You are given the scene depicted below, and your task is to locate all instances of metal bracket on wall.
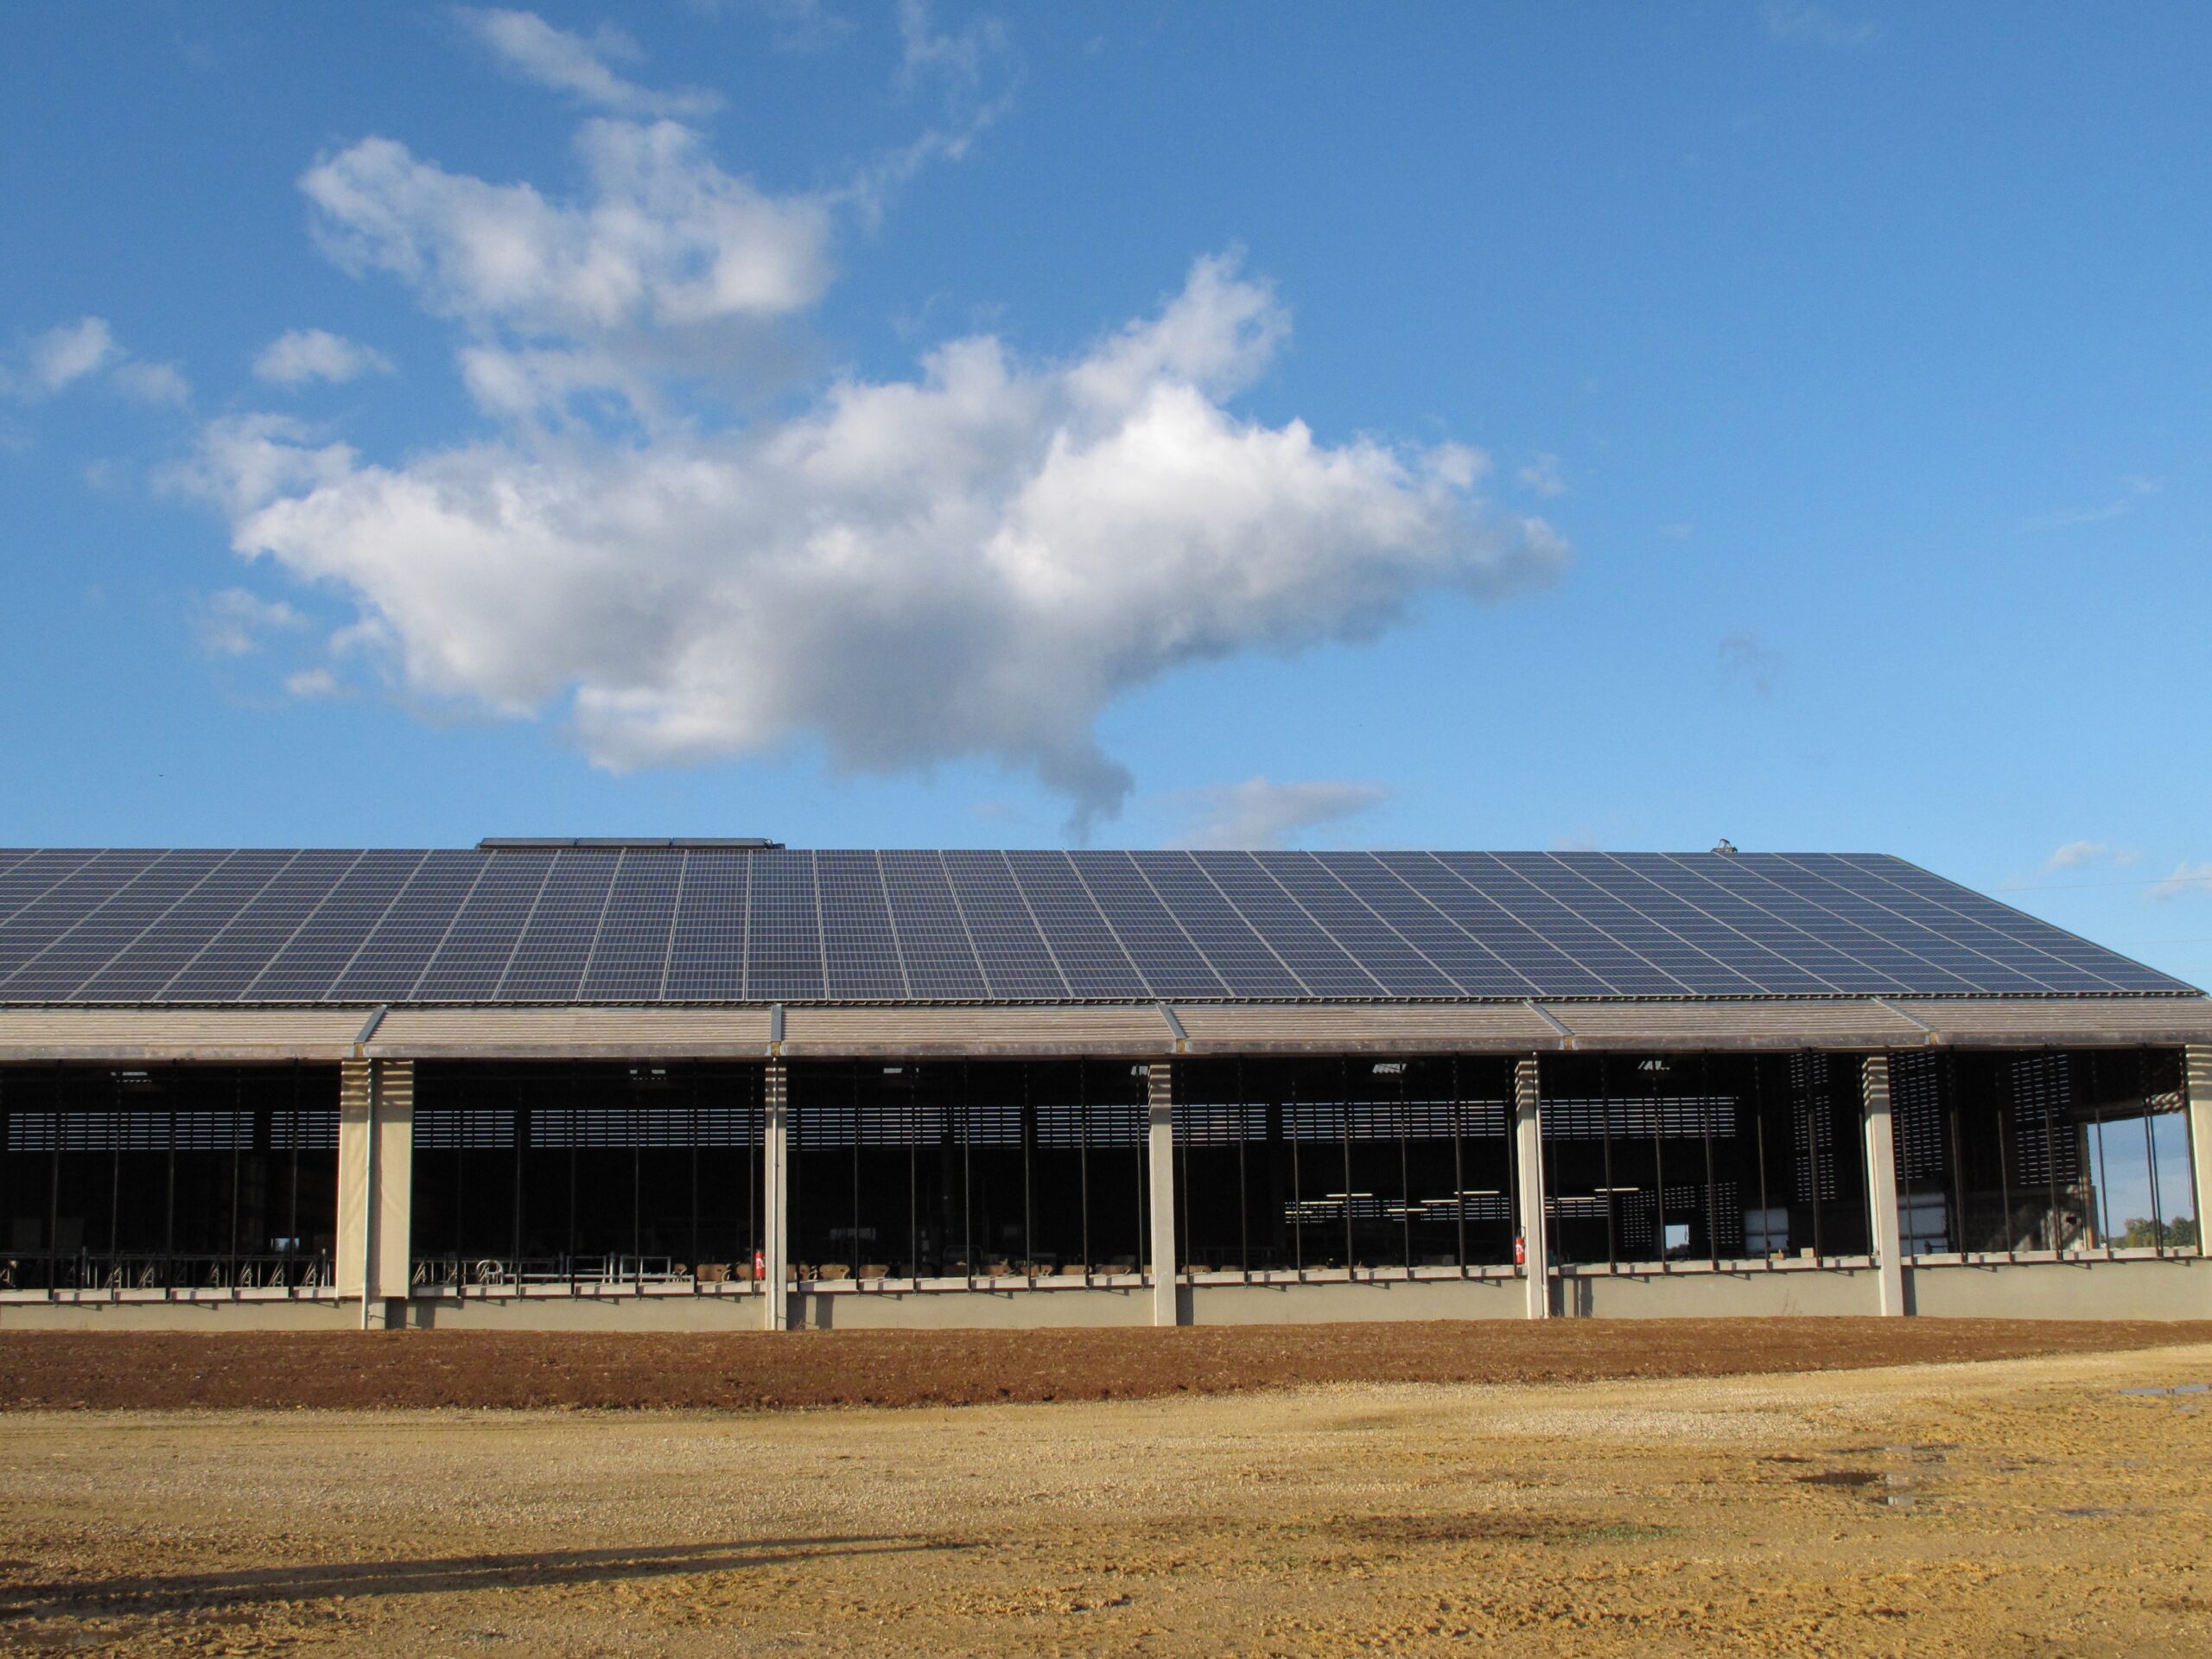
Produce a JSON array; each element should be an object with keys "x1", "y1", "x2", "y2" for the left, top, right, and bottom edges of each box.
[
  {"x1": 1523, "y1": 1001, "x2": 1576, "y2": 1044},
  {"x1": 1156, "y1": 1002, "x2": 1188, "y2": 1052},
  {"x1": 1871, "y1": 996, "x2": 1937, "y2": 1043}
]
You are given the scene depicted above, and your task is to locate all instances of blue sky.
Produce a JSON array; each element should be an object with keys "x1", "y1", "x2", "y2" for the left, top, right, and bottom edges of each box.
[{"x1": 2, "y1": 2, "x2": 2209, "y2": 987}]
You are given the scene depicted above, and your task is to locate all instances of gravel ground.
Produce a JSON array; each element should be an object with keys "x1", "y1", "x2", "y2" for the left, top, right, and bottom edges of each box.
[
  {"x1": 0, "y1": 1329, "x2": 2209, "y2": 1655},
  {"x1": 5, "y1": 1318, "x2": 2212, "y2": 1410}
]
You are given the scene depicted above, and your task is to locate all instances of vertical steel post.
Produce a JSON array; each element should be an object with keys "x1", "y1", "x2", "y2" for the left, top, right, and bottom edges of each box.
[
  {"x1": 1862, "y1": 1053, "x2": 1905, "y2": 1317},
  {"x1": 1147, "y1": 1059, "x2": 1179, "y2": 1326},
  {"x1": 762, "y1": 1058, "x2": 789, "y2": 1331},
  {"x1": 2187, "y1": 1046, "x2": 2212, "y2": 1260},
  {"x1": 1514, "y1": 1056, "x2": 1548, "y2": 1319}
]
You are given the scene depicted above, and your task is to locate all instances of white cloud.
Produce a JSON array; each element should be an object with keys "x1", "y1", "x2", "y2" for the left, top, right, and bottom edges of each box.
[
  {"x1": 2152, "y1": 862, "x2": 2212, "y2": 902},
  {"x1": 2044, "y1": 840, "x2": 2109, "y2": 872},
  {"x1": 255, "y1": 328, "x2": 394, "y2": 386},
  {"x1": 195, "y1": 588, "x2": 307, "y2": 657},
  {"x1": 28, "y1": 317, "x2": 121, "y2": 392},
  {"x1": 846, "y1": 0, "x2": 1016, "y2": 217},
  {"x1": 703, "y1": 0, "x2": 855, "y2": 53},
  {"x1": 1764, "y1": 3, "x2": 1880, "y2": 48},
  {"x1": 1172, "y1": 777, "x2": 1388, "y2": 850},
  {"x1": 181, "y1": 19, "x2": 1565, "y2": 830},
  {"x1": 2040, "y1": 840, "x2": 2140, "y2": 874},
  {"x1": 458, "y1": 9, "x2": 721, "y2": 118},
  {"x1": 9, "y1": 318, "x2": 189, "y2": 409},
  {"x1": 2026, "y1": 474, "x2": 2159, "y2": 531},
  {"x1": 111, "y1": 360, "x2": 193, "y2": 407},
  {"x1": 1516, "y1": 453, "x2": 1565, "y2": 497},
  {"x1": 191, "y1": 254, "x2": 1565, "y2": 828},
  {"x1": 284, "y1": 667, "x2": 343, "y2": 698},
  {"x1": 301, "y1": 118, "x2": 831, "y2": 421}
]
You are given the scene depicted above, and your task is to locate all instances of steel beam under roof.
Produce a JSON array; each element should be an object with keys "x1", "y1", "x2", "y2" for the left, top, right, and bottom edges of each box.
[{"x1": 6, "y1": 996, "x2": 2212, "y2": 1064}]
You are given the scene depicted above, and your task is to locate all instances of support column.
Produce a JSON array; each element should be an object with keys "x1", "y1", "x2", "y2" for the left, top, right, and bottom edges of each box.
[
  {"x1": 2187, "y1": 1046, "x2": 2212, "y2": 1260},
  {"x1": 1514, "y1": 1056, "x2": 1548, "y2": 1319},
  {"x1": 337, "y1": 1058, "x2": 413, "y2": 1329},
  {"x1": 1147, "y1": 1059, "x2": 1179, "y2": 1326},
  {"x1": 1862, "y1": 1053, "x2": 1905, "y2": 1317},
  {"x1": 762, "y1": 1058, "x2": 789, "y2": 1331}
]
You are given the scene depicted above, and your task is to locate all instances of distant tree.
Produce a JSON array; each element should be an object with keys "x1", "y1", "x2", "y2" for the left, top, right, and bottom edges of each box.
[{"x1": 2121, "y1": 1216, "x2": 2199, "y2": 1249}]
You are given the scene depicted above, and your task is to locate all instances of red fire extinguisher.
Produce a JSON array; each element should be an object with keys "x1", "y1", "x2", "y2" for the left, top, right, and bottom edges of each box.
[
  {"x1": 1513, "y1": 1234, "x2": 1526, "y2": 1267},
  {"x1": 753, "y1": 1248, "x2": 766, "y2": 1281}
]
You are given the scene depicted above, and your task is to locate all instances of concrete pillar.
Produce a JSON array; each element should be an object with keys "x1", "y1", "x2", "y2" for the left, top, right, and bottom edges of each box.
[
  {"x1": 2187, "y1": 1046, "x2": 2212, "y2": 1260},
  {"x1": 762, "y1": 1058, "x2": 789, "y2": 1331},
  {"x1": 1147, "y1": 1060, "x2": 1179, "y2": 1326},
  {"x1": 337, "y1": 1058, "x2": 412, "y2": 1329},
  {"x1": 1513, "y1": 1056, "x2": 1548, "y2": 1319},
  {"x1": 1862, "y1": 1053, "x2": 1905, "y2": 1316}
]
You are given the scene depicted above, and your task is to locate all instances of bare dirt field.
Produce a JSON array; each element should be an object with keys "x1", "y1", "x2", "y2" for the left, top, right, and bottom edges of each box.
[
  {"x1": 6, "y1": 1318, "x2": 2212, "y2": 1410},
  {"x1": 1, "y1": 1325, "x2": 2209, "y2": 1656}
]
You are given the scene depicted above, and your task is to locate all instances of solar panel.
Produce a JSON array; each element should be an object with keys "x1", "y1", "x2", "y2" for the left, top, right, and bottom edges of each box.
[
  {"x1": 74, "y1": 849, "x2": 298, "y2": 1001},
  {"x1": 665, "y1": 848, "x2": 749, "y2": 1001},
  {"x1": 1122, "y1": 852, "x2": 1305, "y2": 998},
  {"x1": 940, "y1": 849, "x2": 1067, "y2": 999},
  {"x1": 1, "y1": 851, "x2": 229, "y2": 1001},
  {"x1": 1004, "y1": 850, "x2": 1147, "y2": 1000},
  {"x1": 0, "y1": 846, "x2": 2191, "y2": 1004},
  {"x1": 746, "y1": 848, "x2": 825, "y2": 1001},
  {"x1": 1065, "y1": 852, "x2": 1230, "y2": 1000},
  {"x1": 577, "y1": 850, "x2": 681, "y2": 1001},
  {"x1": 817, "y1": 849, "x2": 906, "y2": 1000},
  {"x1": 413, "y1": 849, "x2": 553, "y2": 1001},
  {"x1": 876, "y1": 849, "x2": 985, "y2": 998},
  {"x1": 161, "y1": 849, "x2": 367, "y2": 1002},
  {"x1": 246, "y1": 849, "x2": 428, "y2": 1001}
]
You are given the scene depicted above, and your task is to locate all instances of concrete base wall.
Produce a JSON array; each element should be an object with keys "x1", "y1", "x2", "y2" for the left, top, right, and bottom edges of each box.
[
  {"x1": 803, "y1": 1285, "x2": 1152, "y2": 1330},
  {"x1": 1904, "y1": 1255, "x2": 2208, "y2": 1320},
  {"x1": 407, "y1": 1294, "x2": 766, "y2": 1332},
  {"x1": 0, "y1": 1299, "x2": 365, "y2": 1332},
  {"x1": 5, "y1": 1255, "x2": 2206, "y2": 1328},
  {"x1": 1187, "y1": 1276, "x2": 1525, "y2": 1325},
  {"x1": 1563, "y1": 1267, "x2": 1874, "y2": 1318}
]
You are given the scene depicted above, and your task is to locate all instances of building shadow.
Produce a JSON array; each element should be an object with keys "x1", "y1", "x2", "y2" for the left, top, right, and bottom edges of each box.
[{"x1": 0, "y1": 1535, "x2": 957, "y2": 1619}]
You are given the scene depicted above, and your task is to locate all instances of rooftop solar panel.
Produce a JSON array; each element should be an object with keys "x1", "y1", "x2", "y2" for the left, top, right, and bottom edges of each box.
[{"x1": 0, "y1": 846, "x2": 2190, "y2": 1005}]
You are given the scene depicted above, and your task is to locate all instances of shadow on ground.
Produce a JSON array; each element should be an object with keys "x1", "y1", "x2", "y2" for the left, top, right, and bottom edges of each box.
[{"x1": 0, "y1": 1535, "x2": 959, "y2": 1618}]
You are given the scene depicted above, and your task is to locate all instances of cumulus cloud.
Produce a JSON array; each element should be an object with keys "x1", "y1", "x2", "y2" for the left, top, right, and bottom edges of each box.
[
  {"x1": 300, "y1": 117, "x2": 831, "y2": 425},
  {"x1": 7, "y1": 317, "x2": 190, "y2": 408},
  {"x1": 1172, "y1": 777, "x2": 1388, "y2": 849},
  {"x1": 28, "y1": 317, "x2": 121, "y2": 391},
  {"x1": 255, "y1": 328, "x2": 394, "y2": 386},
  {"x1": 195, "y1": 588, "x2": 308, "y2": 657},
  {"x1": 111, "y1": 360, "x2": 193, "y2": 407},
  {"x1": 458, "y1": 9, "x2": 721, "y2": 117},
  {"x1": 191, "y1": 254, "x2": 1564, "y2": 827},
  {"x1": 179, "y1": 12, "x2": 1566, "y2": 830},
  {"x1": 304, "y1": 120, "x2": 830, "y2": 334}
]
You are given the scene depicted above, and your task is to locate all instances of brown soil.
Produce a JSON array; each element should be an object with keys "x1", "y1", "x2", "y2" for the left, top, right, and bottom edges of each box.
[
  {"x1": 3, "y1": 1318, "x2": 2211, "y2": 1411},
  {"x1": 2, "y1": 1340, "x2": 2209, "y2": 1656}
]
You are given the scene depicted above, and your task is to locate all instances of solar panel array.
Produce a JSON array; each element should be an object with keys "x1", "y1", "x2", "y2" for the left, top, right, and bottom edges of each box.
[{"x1": 0, "y1": 847, "x2": 2189, "y2": 1005}]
